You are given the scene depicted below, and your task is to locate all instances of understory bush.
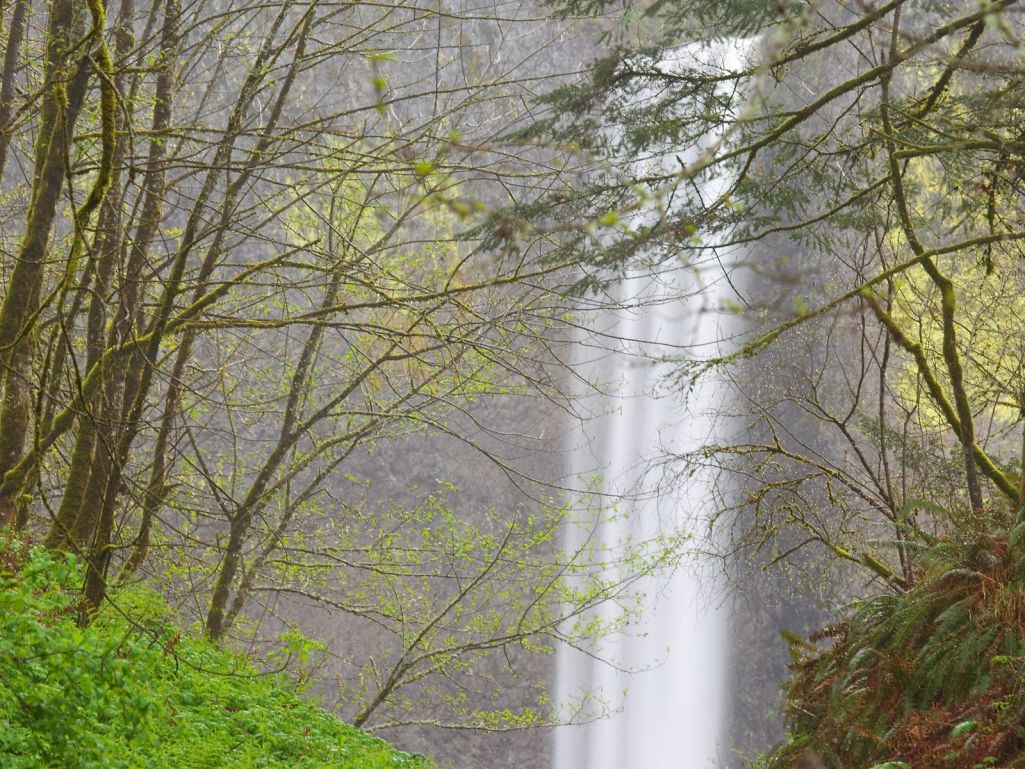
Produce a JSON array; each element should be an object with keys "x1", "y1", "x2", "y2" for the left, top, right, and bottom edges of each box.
[
  {"x1": 762, "y1": 514, "x2": 1025, "y2": 769},
  {"x1": 0, "y1": 535, "x2": 432, "y2": 769}
]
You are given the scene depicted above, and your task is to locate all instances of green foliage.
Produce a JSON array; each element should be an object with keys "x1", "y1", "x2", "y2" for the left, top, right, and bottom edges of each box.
[
  {"x1": 257, "y1": 481, "x2": 683, "y2": 731},
  {"x1": 0, "y1": 536, "x2": 433, "y2": 769},
  {"x1": 547, "y1": 0, "x2": 802, "y2": 39},
  {"x1": 762, "y1": 515, "x2": 1025, "y2": 769}
]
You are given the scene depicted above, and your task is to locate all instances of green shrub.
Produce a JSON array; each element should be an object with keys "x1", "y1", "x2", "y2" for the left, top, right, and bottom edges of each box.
[
  {"x1": 761, "y1": 520, "x2": 1025, "y2": 769},
  {"x1": 0, "y1": 537, "x2": 433, "y2": 769}
]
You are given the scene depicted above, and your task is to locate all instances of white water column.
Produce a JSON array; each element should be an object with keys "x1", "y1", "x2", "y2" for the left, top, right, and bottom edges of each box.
[
  {"x1": 554, "y1": 271, "x2": 730, "y2": 769},
  {"x1": 554, "y1": 39, "x2": 751, "y2": 769}
]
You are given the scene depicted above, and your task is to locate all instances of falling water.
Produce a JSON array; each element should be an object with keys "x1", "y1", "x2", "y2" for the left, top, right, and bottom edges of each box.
[
  {"x1": 554, "y1": 272, "x2": 730, "y2": 769},
  {"x1": 554, "y1": 39, "x2": 751, "y2": 769}
]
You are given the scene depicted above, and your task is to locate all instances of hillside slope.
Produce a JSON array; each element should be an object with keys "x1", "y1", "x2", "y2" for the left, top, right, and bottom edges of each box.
[{"x1": 0, "y1": 539, "x2": 432, "y2": 769}]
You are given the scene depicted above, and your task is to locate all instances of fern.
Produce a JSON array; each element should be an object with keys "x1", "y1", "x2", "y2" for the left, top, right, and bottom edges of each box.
[{"x1": 762, "y1": 524, "x2": 1025, "y2": 768}]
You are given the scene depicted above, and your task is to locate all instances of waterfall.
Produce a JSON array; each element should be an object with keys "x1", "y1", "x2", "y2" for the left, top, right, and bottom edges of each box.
[
  {"x1": 553, "y1": 38, "x2": 751, "y2": 769},
  {"x1": 554, "y1": 271, "x2": 730, "y2": 769}
]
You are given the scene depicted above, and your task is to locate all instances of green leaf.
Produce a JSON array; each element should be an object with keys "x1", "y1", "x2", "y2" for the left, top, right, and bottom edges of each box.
[{"x1": 950, "y1": 720, "x2": 977, "y2": 738}]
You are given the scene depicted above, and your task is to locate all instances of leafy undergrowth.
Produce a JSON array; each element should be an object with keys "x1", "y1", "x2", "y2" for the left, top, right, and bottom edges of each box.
[
  {"x1": 761, "y1": 517, "x2": 1025, "y2": 769},
  {"x1": 0, "y1": 536, "x2": 433, "y2": 769}
]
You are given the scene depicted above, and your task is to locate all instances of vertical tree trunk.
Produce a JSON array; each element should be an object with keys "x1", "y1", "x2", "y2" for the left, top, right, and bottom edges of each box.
[
  {"x1": 0, "y1": 0, "x2": 27, "y2": 178},
  {"x1": 0, "y1": 0, "x2": 98, "y2": 524},
  {"x1": 49, "y1": 0, "x2": 136, "y2": 555}
]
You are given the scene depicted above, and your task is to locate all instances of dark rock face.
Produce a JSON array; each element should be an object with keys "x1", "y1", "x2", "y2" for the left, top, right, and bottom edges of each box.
[
  {"x1": 228, "y1": 6, "x2": 602, "y2": 767},
  {"x1": 275, "y1": 396, "x2": 567, "y2": 769},
  {"x1": 720, "y1": 33, "x2": 890, "y2": 763}
]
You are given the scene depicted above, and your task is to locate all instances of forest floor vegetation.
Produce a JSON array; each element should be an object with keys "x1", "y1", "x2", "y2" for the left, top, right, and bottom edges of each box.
[{"x1": 0, "y1": 534, "x2": 431, "y2": 769}]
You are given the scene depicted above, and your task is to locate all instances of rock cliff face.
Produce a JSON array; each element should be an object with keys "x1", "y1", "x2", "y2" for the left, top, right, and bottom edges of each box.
[
  {"x1": 208, "y1": 5, "x2": 599, "y2": 767},
  {"x1": 279, "y1": 396, "x2": 567, "y2": 769},
  {"x1": 720, "y1": 28, "x2": 905, "y2": 763},
  {"x1": 264, "y1": 8, "x2": 598, "y2": 768}
]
